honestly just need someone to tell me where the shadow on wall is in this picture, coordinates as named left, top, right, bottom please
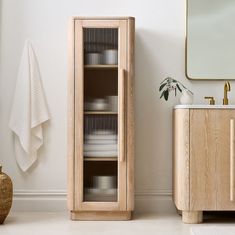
left=135, top=29, right=184, bottom=191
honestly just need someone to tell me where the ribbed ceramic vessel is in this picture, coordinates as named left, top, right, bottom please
left=0, top=165, right=13, bottom=224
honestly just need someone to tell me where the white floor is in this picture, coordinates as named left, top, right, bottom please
left=1, top=212, right=235, bottom=235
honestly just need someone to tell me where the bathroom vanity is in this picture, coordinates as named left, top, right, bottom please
left=173, top=105, right=235, bottom=223
left=67, top=17, right=135, bottom=220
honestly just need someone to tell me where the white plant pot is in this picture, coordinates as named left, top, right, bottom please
left=180, top=90, right=193, bottom=105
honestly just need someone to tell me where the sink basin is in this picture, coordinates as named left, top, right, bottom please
left=174, top=104, right=235, bottom=109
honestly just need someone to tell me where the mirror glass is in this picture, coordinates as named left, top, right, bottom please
left=186, top=0, right=235, bottom=80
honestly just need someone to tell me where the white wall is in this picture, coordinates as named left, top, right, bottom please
left=0, top=0, right=232, bottom=212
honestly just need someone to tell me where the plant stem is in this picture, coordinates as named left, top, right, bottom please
left=177, top=81, right=193, bottom=95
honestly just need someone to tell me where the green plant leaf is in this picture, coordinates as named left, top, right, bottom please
left=159, top=83, right=167, bottom=91
left=160, top=91, right=165, bottom=99
left=164, top=89, right=169, bottom=101
left=176, top=84, right=182, bottom=92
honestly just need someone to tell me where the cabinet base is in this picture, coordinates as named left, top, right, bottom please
left=177, top=209, right=182, bottom=215
left=70, top=211, right=132, bottom=221
left=182, top=211, right=203, bottom=224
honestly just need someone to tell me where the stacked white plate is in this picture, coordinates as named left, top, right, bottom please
left=84, top=130, right=118, bottom=157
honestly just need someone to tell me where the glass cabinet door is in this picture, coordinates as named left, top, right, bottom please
left=74, top=20, right=127, bottom=211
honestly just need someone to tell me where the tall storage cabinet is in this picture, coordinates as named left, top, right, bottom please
left=68, top=17, right=135, bottom=220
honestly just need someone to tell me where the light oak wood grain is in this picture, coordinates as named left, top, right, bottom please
left=71, top=16, right=134, bottom=20
left=81, top=20, right=120, bottom=28
left=118, top=20, right=127, bottom=211
left=84, top=111, right=118, bottom=115
left=230, top=119, right=235, bottom=202
left=182, top=211, right=203, bottom=224
left=67, top=17, right=75, bottom=210
left=174, top=109, right=235, bottom=223
left=215, top=111, right=235, bottom=210
left=68, top=17, right=135, bottom=220
left=126, top=18, right=135, bottom=211
left=71, top=211, right=131, bottom=220
left=190, top=110, right=235, bottom=210
left=190, top=109, right=217, bottom=210
left=74, top=19, right=84, bottom=210
left=119, top=68, right=125, bottom=163
left=84, top=157, right=117, bottom=161
left=173, top=109, right=190, bottom=211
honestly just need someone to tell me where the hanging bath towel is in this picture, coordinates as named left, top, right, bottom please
left=9, top=40, right=50, bottom=172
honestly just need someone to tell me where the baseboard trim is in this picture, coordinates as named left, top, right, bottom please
left=135, top=189, right=172, bottom=196
left=135, top=190, right=175, bottom=213
left=12, top=190, right=175, bottom=212
left=13, top=190, right=67, bottom=212
left=14, top=190, right=67, bottom=197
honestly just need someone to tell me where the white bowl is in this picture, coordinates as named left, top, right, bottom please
left=84, top=99, right=108, bottom=111
left=102, top=49, right=118, bottom=65
left=85, top=103, right=108, bottom=111
left=93, top=176, right=116, bottom=190
left=85, top=53, right=102, bottom=65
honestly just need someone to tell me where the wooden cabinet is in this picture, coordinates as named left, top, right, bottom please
left=67, top=17, right=135, bottom=220
left=173, top=108, right=235, bottom=223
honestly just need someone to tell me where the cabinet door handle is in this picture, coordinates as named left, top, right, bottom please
left=230, top=119, right=235, bottom=201
left=119, top=69, right=125, bottom=162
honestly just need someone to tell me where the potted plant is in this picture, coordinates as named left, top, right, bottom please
left=159, top=77, right=193, bottom=104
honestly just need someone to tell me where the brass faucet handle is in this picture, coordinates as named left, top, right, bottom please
left=204, top=96, right=215, bottom=105
left=225, top=81, right=231, bottom=91
left=223, top=81, right=231, bottom=105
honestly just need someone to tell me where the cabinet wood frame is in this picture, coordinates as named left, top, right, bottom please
left=67, top=17, right=135, bottom=220
left=173, top=108, right=235, bottom=223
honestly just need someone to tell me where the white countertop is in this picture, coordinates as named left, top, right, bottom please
left=174, top=104, right=235, bottom=109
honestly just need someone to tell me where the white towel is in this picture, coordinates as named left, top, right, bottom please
left=9, top=40, right=50, bottom=172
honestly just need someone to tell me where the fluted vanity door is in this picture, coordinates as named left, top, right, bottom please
left=189, top=109, right=217, bottom=210
left=190, top=109, right=235, bottom=211
left=216, top=112, right=235, bottom=210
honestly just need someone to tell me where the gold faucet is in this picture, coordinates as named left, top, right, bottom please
left=223, top=81, right=231, bottom=105
left=205, top=96, right=215, bottom=105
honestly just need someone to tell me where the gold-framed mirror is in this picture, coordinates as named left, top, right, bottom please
left=186, top=0, right=235, bottom=80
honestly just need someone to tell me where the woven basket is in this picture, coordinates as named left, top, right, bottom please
left=0, top=165, right=13, bottom=224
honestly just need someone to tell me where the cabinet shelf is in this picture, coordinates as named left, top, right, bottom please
left=84, top=111, right=118, bottom=115
left=84, top=157, right=118, bottom=161
left=84, top=65, right=118, bottom=70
